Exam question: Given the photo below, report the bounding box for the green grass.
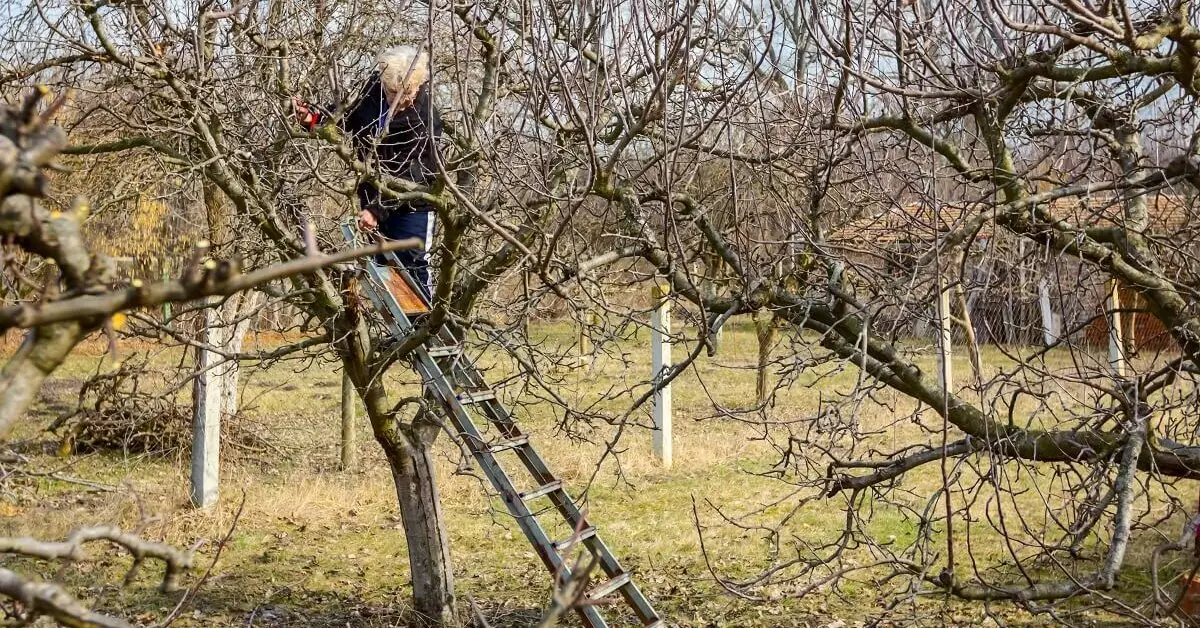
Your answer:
[0,321,1189,626]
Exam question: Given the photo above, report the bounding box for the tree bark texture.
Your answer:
[388,415,456,626]
[338,312,456,625]
[0,322,86,440]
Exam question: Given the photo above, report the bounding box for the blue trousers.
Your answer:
[376,209,435,300]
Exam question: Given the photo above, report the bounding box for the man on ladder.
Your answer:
[306,48,664,628]
[295,45,442,313]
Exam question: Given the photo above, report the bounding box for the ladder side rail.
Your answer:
[363,262,416,331]
[341,223,417,335]
[342,223,439,334]
[408,353,560,567]
[447,357,492,393]
[343,223,652,627]
[383,249,435,309]
[356,281,403,337]
[470,397,614,542]
[473,397,662,624]
[353,273,621,625]
[409,354,611,628]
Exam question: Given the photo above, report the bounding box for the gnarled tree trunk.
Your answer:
[388,417,455,626]
[338,311,456,625]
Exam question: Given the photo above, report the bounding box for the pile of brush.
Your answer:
[50,357,274,459]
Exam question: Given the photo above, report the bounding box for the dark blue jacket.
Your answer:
[337,71,442,221]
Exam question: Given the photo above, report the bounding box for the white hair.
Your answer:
[376,46,429,103]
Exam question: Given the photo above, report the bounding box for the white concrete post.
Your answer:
[191,305,225,508]
[1038,277,1060,347]
[936,279,953,392]
[650,284,672,468]
[1108,278,1127,378]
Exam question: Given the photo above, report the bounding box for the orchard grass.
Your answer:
[0,322,1184,626]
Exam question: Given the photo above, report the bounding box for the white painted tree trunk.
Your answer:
[1107,279,1127,378]
[219,292,259,419]
[936,279,953,392]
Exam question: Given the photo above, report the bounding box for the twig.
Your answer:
[0,567,134,628]
[0,526,192,592]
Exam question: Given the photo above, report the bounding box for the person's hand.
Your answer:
[358,209,378,231]
[293,96,317,128]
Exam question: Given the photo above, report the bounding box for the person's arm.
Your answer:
[295,74,381,134]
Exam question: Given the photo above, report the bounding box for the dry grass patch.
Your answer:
[0,322,1185,626]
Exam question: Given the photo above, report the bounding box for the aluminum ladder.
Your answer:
[342,224,664,627]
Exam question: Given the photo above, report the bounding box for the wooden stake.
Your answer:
[579,310,594,363]
[340,370,357,471]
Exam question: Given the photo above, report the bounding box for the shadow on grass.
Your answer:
[83,579,544,627]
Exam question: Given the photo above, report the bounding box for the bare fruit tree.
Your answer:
[7,0,1200,624]
[0,86,413,624]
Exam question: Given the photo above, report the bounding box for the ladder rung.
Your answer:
[487,436,529,454]
[457,389,496,404]
[342,222,663,623]
[551,526,597,553]
[588,572,631,600]
[427,345,462,358]
[518,480,563,502]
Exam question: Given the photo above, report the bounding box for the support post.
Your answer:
[936,279,953,392]
[578,310,594,363]
[520,271,531,339]
[1038,276,1060,347]
[1108,278,1126,378]
[340,370,357,471]
[650,284,672,468]
[191,304,224,508]
[1127,293,1139,352]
